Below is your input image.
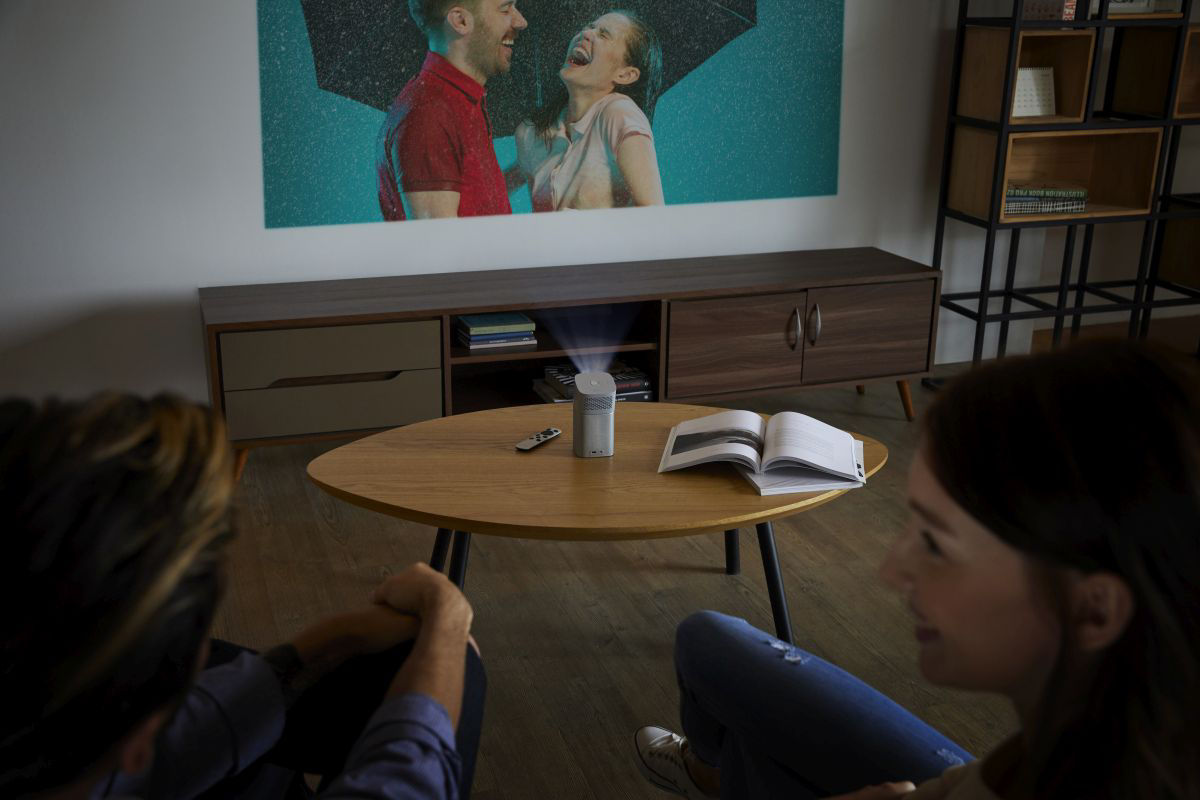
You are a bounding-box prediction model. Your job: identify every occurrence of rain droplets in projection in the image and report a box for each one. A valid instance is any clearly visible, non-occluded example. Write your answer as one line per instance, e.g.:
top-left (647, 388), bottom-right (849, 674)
top-left (258, 0), bottom-right (842, 228)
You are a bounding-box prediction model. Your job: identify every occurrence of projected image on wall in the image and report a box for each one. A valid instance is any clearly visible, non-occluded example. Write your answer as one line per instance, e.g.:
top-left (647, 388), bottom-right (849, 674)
top-left (259, 0), bottom-right (844, 228)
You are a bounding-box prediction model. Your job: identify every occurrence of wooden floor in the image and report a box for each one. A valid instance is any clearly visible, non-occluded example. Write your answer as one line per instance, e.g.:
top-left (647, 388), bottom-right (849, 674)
top-left (213, 376), bottom-right (1016, 799)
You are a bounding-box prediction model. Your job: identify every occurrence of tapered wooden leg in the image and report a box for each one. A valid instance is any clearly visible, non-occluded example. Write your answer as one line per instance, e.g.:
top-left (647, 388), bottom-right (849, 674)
top-left (724, 530), bottom-right (740, 575)
top-left (856, 384), bottom-right (866, 395)
top-left (232, 447), bottom-right (250, 483)
top-left (897, 380), bottom-right (916, 422)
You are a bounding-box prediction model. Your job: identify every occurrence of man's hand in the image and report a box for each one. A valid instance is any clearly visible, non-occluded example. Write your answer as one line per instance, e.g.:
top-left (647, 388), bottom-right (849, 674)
top-left (371, 563), bottom-right (475, 727)
top-left (265, 603), bottom-right (422, 706)
top-left (826, 781), bottom-right (916, 799)
top-left (290, 605), bottom-right (420, 666)
top-left (371, 563), bottom-right (472, 630)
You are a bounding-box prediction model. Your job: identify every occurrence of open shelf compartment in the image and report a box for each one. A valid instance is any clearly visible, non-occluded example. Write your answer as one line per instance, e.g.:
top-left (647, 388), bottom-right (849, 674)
top-left (449, 302), bottom-right (659, 365)
top-left (1107, 26), bottom-right (1181, 119)
top-left (948, 127), bottom-right (1163, 223)
top-left (958, 26), bottom-right (1096, 124)
top-left (449, 349), bottom-right (659, 415)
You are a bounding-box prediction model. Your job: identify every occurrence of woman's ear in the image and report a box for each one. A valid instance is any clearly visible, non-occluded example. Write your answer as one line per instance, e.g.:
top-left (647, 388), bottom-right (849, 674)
top-left (1071, 572), bottom-right (1135, 652)
top-left (613, 65), bottom-right (641, 87)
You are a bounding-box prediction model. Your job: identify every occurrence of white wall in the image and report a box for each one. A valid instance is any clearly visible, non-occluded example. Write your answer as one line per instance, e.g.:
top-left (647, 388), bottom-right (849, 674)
top-left (0, 0), bottom-right (1006, 401)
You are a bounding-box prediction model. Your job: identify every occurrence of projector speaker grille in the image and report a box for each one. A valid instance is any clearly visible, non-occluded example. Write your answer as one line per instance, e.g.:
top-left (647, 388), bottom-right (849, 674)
top-left (584, 395), bottom-right (614, 412)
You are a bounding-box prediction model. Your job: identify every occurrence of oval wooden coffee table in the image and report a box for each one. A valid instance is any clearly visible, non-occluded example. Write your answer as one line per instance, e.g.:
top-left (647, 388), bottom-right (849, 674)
top-left (308, 403), bottom-right (887, 642)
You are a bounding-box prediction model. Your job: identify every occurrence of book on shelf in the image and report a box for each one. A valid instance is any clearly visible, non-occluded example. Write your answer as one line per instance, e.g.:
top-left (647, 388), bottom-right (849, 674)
top-left (531, 379), bottom-right (653, 404)
top-left (1006, 183), bottom-right (1088, 199)
top-left (458, 330), bottom-right (538, 343)
top-left (1023, 0), bottom-right (1077, 19)
top-left (455, 312), bottom-right (536, 336)
top-left (456, 333), bottom-right (538, 350)
top-left (543, 361), bottom-right (650, 398)
top-left (658, 410), bottom-right (865, 496)
top-left (1004, 198), bottom-right (1088, 215)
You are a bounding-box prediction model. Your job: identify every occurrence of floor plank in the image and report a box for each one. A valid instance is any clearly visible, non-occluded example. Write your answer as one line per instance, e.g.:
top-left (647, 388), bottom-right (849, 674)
top-left (213, 375), bottom-right (1016, 798)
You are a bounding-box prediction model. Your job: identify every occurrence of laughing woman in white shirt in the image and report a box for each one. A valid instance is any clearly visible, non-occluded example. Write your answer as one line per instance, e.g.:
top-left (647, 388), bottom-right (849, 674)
top-left (515, 10), bottom-right (665, 211)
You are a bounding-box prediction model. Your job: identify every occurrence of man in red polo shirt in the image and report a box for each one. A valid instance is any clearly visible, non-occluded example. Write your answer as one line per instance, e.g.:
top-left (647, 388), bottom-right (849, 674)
top-left (377, 0), bottom-right (528, 221)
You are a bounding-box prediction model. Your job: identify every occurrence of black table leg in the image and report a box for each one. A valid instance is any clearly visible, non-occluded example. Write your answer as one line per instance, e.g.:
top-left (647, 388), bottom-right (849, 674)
top-left (724, 530), bottom-right (740, 575)
top-left (756, 522), bottom-right (794, 644)
top-left (429, 528), bottom-right (452, 572)
top-left (448, 531), bottom-right (472, 590)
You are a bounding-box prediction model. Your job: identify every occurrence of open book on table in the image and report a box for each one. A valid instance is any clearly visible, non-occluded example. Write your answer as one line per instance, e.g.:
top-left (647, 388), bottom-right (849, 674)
top-left (657, 410), bottom-right (866, 496)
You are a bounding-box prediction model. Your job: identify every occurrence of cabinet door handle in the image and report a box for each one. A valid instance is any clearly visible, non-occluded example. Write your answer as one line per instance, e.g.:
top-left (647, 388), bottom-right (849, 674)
top-left (808, 304), bottom-right (822, 346)
top-left (790, 307), bottom-right (802, 351)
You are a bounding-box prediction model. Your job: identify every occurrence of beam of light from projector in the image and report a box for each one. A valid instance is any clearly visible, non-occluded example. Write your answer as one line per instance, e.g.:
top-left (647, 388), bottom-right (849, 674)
top-left (537, 305), bottom-right (640, 374)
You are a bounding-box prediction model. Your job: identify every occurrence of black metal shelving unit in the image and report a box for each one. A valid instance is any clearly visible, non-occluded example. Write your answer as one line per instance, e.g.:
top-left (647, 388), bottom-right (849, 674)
top-left (933, 0), bottom-right (1200, 362)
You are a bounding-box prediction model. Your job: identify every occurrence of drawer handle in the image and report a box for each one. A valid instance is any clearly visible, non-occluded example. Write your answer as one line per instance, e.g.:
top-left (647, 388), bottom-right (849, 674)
top-left (808, 304), bottom-right (822, 346)
top-left (790, 307), bottom-right (802, 351)
top-left (267, 370), bottom-right (402, 390)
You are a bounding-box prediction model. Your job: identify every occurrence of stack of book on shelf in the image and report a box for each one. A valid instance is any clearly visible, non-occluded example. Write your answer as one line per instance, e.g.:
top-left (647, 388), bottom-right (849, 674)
top-left (1023, 0), bottom-right (1077, 20)
top-left (1004, 183), bottom-right (1088, 216)
top-left (532, 360), bottom-right (654, 403)
top-left (455, 312), bottom-right (537, 351)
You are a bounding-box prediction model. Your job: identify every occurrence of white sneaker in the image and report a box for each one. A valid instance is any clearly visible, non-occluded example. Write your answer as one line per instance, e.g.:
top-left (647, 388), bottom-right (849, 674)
top-left (633, 726), bottom-right (713, 799)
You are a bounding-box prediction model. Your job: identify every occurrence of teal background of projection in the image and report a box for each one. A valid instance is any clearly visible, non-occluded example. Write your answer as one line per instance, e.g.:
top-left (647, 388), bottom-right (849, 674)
top-left (259, 0), bottom-right (843, 228)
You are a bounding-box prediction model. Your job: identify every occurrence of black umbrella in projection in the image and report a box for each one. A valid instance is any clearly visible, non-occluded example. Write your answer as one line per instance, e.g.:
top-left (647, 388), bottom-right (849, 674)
top-left (299, 0), bottom-right (757, 137)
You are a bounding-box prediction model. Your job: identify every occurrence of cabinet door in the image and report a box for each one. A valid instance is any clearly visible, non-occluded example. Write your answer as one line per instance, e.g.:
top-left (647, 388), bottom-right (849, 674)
top-left (667, 292), bottom-right (807, 398)
top-left (802, 281), bottom-right (935, 385)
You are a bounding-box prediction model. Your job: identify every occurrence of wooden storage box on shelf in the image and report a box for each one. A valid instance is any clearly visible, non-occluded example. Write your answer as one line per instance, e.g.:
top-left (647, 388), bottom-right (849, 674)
top-left (948, 127), bottom-right (1162, 223)
top-left (1179, 26), bottom-right (1200, 118)
top-left (219, 320), bottom-right (442, 441)
top-left (958, 26), bottom-right (1096, 124)
top-left (1109, 27), bottom-right (1179, 118)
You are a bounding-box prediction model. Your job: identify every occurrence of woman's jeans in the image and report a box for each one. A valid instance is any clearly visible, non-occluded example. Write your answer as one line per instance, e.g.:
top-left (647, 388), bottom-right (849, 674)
top-left (675, 611), bottom-right (972, 799)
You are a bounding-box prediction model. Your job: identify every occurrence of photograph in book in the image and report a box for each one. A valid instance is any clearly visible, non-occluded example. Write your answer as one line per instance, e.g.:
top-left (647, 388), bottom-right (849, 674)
top-left (670, 428), bottom-right (765, 458)
top-left (658, 410), bottom-right (866, 495)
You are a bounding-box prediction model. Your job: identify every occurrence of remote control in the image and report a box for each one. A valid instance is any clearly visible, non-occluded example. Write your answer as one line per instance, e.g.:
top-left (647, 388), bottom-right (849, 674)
top-left (515, 427), bottom-right (562, 451)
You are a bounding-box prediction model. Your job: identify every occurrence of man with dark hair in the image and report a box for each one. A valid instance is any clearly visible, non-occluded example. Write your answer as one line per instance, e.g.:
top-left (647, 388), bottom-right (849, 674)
top-left (0, 394), bottom-right (485, 799)
top-left (377, 0), bottom-right (527, 220)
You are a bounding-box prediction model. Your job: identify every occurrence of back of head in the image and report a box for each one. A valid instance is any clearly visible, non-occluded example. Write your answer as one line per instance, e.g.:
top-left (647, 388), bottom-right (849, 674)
top-left (924, 340), bottom-right (1200, 799)
top-left (0, 393), bottom-right (234, 796)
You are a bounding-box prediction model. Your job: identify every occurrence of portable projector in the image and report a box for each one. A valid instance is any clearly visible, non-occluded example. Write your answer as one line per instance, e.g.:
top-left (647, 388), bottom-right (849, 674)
top-left (572, 371), bottom-right (616, 458)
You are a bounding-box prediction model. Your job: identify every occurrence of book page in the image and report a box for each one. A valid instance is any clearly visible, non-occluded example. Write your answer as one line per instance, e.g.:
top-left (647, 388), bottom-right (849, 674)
top-left (658, 410), bottom-right (766, 473)
top-left (761, 411), bottom-right (859, 480)
top-left (737, 440), bottom-right (865, 496)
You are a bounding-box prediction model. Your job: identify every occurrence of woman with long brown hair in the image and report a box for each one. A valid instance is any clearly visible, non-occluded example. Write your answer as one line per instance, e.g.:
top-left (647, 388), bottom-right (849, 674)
top-left (634, 339), bottom-right (1200, 799)
top-left (515, 9), bottom-right (665, 211)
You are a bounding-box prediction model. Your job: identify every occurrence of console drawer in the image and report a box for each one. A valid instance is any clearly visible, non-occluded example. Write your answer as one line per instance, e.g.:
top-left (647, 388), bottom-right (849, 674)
top-left (220, 320), bottom-right (441, 391)
top-left (223, 368), bottom-right (442, 440)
